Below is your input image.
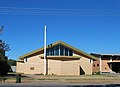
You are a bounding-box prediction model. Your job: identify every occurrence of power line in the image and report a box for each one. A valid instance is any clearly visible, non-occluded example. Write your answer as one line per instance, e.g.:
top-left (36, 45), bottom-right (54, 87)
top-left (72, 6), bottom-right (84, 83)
top-left (0, 7), bottom-right (120, 16)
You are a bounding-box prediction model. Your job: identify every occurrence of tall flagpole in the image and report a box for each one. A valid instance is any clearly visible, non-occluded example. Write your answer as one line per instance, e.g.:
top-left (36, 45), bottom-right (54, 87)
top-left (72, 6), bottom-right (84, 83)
top-left (44, 25), bottom-right (47, 75)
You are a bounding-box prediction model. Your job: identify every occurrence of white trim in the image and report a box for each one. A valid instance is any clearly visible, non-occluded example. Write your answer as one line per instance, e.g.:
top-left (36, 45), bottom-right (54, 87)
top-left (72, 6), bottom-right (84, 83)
top-left (68, 48), bottom-right (69, 56)
top-left (59, 45), bottom-right (60, 56)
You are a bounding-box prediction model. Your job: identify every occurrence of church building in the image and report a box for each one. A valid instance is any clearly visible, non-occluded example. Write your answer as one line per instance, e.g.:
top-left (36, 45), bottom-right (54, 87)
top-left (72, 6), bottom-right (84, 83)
top-left (17, 41), bottom-right (97, 75)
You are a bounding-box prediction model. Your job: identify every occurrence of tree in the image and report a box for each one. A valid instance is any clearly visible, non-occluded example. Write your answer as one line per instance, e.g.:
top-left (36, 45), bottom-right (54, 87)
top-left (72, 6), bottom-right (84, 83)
top-left (0, 40), bottom-right (11, 76)
top-left (0, 60), bottom-right (11, 75)
top-left (0, 26), bottom-right (11, 76)
top-left (8, 59), bottom-right (16, 66)
top-left (0, 40), bottom-right (10, 59)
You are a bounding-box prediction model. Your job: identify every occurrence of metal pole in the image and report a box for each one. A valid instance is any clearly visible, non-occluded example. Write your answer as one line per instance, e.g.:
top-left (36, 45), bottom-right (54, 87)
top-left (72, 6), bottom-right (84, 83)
top-left (44, 25), bottom-right (47, 75)
top-left (100, 56), bottom-right (102, 73)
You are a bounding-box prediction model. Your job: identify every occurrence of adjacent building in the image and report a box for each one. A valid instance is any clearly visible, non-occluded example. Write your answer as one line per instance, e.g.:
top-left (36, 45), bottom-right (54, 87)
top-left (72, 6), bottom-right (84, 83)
top-left (91, 53), bottom-right (120, 73)
top-left (17, 41), bottom-right (97, 75)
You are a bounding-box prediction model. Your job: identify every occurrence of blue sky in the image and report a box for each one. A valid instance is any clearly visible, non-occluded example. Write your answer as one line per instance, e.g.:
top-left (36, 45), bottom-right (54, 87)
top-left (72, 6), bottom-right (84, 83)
top-left (0, 0), bottom-right (120, 60)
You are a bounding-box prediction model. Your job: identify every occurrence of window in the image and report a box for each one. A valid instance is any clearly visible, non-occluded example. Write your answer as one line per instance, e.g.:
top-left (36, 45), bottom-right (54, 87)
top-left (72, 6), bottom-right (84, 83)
top-left (89, 59), bottom-right (91, 63)
top-left (24, 58), bottom-right (27, 62)
top-left (47, 47), bottom-right (54, 56)
top-left (54, 45), bottom-right (59, 55)
top-left (51, 47), bottom-right (54, 55)
top-left (46, 44), bottom-right (73, 56)
top-left (69, 49), bottom-right (73, 56)
top-left (30, 67), bottom-right (34, 70)
top-left (47, 48), bottom-right (49, 56)
top-left (97, 64), bottom-right (99, 67)
top-left (65, 47), bottom-right (68, 56)
top-left (60, 45), bottom-right (64, 55)
top-left (93, 64), bottom-right (95, 67)
top-left (49, 48), bottom-right (52, 55)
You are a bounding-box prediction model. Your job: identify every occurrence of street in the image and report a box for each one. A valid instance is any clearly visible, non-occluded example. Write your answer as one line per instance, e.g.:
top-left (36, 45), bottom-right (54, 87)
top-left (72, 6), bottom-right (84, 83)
top-left (0, 82), bottom-right (120, 87)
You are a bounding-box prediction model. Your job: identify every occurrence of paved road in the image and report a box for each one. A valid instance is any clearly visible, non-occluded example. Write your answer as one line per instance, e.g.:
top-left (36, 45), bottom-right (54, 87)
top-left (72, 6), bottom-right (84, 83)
top-left (0, 83), bottom-right (120, 87)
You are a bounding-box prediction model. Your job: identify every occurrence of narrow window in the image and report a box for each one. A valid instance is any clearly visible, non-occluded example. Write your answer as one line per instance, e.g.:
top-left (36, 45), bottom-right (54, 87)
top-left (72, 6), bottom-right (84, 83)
top-left (60, 45), bottom-right (64, 56)
top-left (47, 48), bottom-right (49, 56)
top-left (97, 64), bottom-right (99, 67)
top-left (51, 47), bottom-right (54, 56)
top-left (54, 45), bottom-right (59, 55)
top-left (89, 59), bottom-right (91, 63)
top-left (24, 58), bottom-right (27, 62)
top-left (49, 48), bottom-right (52, 55)
top-left (65, 47), bottom-right (68, 56)
top-left (93, 64), bottom-right (95, 67)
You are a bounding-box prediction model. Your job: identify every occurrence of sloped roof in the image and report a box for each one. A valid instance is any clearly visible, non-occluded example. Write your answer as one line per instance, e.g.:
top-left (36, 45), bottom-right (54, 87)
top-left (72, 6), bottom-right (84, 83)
top-left (91, 53), bottom-right (120, 56)
top-left (19, 40), bottom-right (98, 60)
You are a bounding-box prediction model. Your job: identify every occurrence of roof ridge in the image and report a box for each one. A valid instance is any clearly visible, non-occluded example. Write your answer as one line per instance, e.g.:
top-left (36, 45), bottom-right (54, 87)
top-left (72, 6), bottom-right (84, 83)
top-left (19, 40), bottom-right (98, 60)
